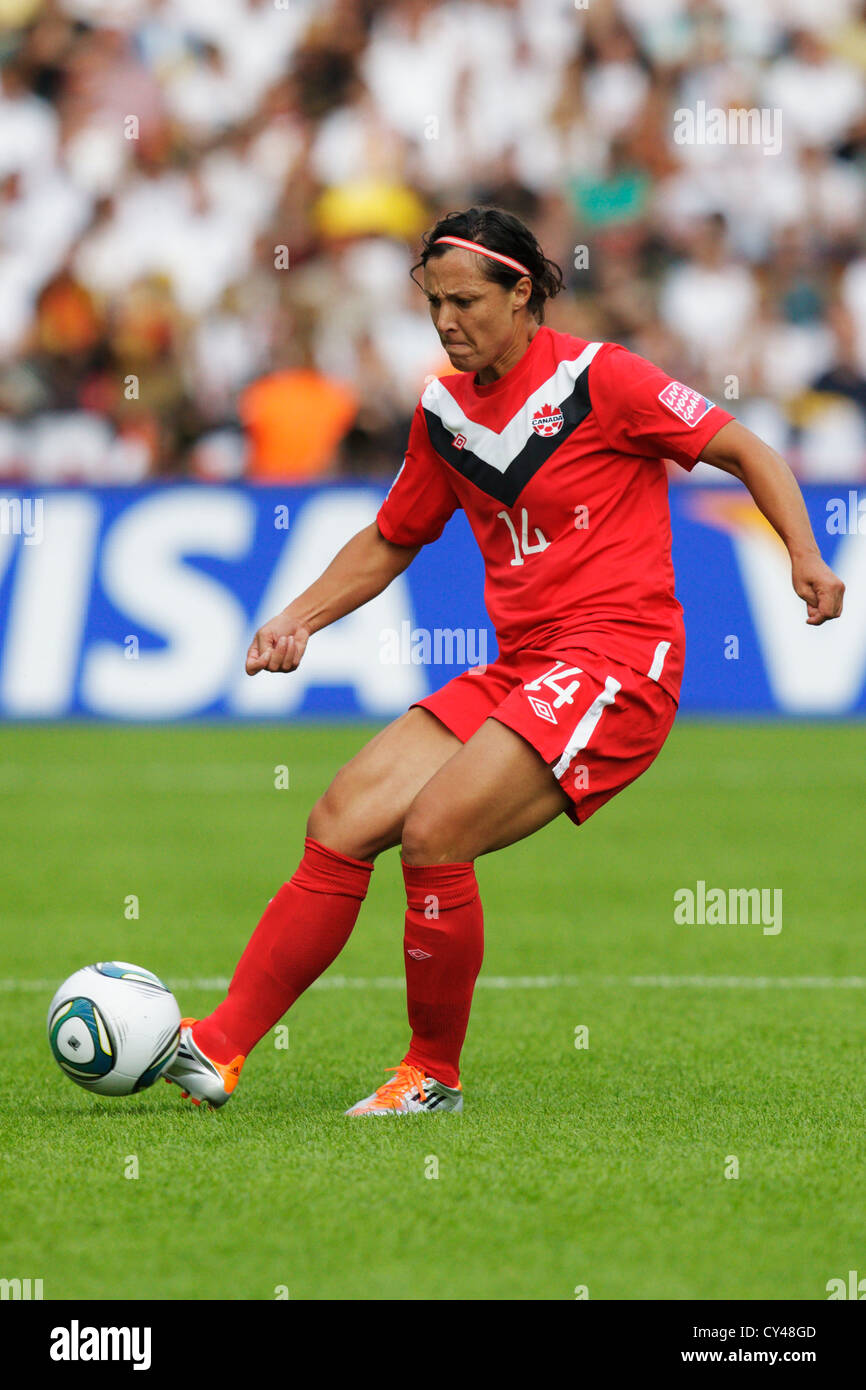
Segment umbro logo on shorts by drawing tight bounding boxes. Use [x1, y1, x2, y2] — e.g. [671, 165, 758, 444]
[528, 695, 557, 724]
[407, 948, 432, 960]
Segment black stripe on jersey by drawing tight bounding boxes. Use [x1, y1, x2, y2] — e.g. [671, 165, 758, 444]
[423, 368, 593, 506]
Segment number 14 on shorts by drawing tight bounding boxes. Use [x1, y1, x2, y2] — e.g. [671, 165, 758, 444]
[523, 662, 583, 709]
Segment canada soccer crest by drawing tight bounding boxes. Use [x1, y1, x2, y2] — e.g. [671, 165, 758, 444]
[531, 403, 563, 437]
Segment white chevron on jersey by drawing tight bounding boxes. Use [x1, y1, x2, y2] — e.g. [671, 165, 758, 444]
[421, 340, 603, 474]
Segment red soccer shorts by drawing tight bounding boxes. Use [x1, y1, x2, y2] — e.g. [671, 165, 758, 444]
[412, 643, 678, 825]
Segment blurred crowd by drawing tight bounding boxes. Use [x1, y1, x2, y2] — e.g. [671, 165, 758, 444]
[2, 0, 866, 484]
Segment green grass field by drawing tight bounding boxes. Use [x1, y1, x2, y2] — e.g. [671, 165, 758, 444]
[0, 720, 863, 1301]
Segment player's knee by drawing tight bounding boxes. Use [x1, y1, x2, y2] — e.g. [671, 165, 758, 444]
[306, 776, 351, 847]
[307, 771, 391, 861]
[401, 797, 458, 866]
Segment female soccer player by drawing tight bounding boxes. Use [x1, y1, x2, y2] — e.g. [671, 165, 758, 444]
[166, 207, 844, 1113]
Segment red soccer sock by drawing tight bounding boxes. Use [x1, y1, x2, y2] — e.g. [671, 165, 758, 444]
[401, 861, 484, 1089]
[194, 836, 373, 1061]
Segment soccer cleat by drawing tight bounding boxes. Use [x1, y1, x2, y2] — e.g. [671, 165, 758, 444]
[345, 1063, 463, 1116]
[163, 1018, 244, 1109]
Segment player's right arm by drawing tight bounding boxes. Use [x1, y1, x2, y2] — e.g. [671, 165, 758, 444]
[246, 522, 420, 675]
[246, 397, 460, 676]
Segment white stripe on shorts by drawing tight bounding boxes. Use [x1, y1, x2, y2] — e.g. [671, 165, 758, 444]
[647, 641, 671, 682]
[552, 675, 622, 781]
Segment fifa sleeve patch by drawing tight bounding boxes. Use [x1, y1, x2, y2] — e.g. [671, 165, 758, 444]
[657, 380, 714, 428]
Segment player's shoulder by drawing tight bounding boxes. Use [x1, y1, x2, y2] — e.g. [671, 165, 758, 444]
[540, 330, 649, 402]
[544, 324, 599, 359]
[523, 324, 611, 374]
[585, 337, 650, 376]
[583, 338, 682, 406]
[537, 328, 653, 392]
[586, 341, 726, 431]
[586, 336, 705, 387]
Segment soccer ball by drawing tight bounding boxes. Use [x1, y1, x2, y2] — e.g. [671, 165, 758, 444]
[47, 962, 181, 1096]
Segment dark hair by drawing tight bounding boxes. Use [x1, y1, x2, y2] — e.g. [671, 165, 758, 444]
[411, 206, 563, 322]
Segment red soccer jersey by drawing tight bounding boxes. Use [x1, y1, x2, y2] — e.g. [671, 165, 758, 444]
[376, 326, 733, 702]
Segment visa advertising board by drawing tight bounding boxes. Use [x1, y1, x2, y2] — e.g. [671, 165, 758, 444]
[0, 484, 863, 720]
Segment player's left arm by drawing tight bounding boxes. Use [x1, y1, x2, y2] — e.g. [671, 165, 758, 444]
[701, 419, 845, 625]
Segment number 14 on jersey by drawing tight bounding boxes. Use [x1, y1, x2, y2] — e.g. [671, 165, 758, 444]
[497, 508, 550, 566]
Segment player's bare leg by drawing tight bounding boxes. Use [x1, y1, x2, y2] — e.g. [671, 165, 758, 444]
[305, 706, 462, 861]
[401, 715, 571, 864]
[165, 708, 461, 1107]
[346, 717, 571, 1114]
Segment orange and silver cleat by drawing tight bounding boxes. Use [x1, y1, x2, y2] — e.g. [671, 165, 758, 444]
[163, 1018, 244, 1109]
[345, 1062, 463, 1116]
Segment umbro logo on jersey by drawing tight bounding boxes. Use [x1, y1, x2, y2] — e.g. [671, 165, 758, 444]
[528, 695, 557, 724]
[452, 433, 467, 450]
[407, 948, 432, 960]
[531, 403, 563, 437]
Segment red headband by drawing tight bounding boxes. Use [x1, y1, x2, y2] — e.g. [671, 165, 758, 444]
[432, 235, 532, 278]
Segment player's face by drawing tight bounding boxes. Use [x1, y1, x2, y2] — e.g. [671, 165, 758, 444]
[423, 250, 534, 382]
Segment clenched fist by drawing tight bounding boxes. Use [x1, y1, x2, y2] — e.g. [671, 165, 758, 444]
[791, 553, 845, 626]
[245, 613, 310, 674]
